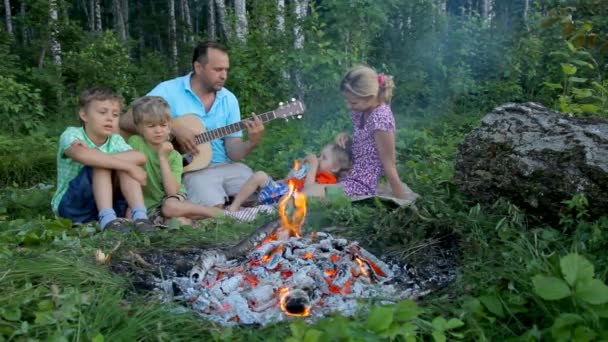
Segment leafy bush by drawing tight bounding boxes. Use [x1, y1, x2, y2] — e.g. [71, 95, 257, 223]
[0, 76, 45, 135]
[0, 133, 56, 187]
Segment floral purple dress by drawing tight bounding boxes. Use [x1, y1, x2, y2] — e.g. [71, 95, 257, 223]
[340, 103, 396, 196]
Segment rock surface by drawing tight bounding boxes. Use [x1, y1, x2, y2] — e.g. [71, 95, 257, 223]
[454, 102, 608, 220]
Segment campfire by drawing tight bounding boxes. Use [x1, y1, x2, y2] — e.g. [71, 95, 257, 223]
[156, 180, 425, 325]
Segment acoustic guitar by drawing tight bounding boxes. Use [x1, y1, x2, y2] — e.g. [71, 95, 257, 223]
[173, 100, 305, 173]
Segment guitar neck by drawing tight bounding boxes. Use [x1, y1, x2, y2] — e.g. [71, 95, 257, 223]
[194, 111, 278, 144]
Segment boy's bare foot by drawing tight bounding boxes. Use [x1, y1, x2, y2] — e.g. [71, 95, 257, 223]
[226, 204, 239, 212]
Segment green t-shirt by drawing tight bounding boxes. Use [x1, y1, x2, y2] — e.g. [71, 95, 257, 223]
[51, 127, 132, 214]
[127, 135, 185, 209]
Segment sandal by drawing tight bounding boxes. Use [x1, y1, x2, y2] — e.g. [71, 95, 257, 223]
[133, 218, 157, 233]
[103, 218, 132, 233]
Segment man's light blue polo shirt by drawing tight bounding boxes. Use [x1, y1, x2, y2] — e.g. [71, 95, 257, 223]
[147, 72, 242, 164]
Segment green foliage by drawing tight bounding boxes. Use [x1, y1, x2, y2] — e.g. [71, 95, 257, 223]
[63, 31, 139, 103]
[0, 134, 56, 187]
[0, 76, 45, 135]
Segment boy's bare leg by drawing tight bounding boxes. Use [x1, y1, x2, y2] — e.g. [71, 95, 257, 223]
[227, 171, 268, 211]
[162, 198, 223, 219]
[92, 168, 114, 210]
[117, 171, 147, 216]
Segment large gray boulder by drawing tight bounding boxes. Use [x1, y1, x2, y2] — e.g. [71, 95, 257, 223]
[454, 102, 608, 221]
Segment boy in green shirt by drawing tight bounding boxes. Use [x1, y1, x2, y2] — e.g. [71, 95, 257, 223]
[51, 87, 155, 232]
[127, 96, 223, 224]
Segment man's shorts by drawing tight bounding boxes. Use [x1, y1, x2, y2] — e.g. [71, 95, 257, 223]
[57, 166, 127, 224]
[147, 193, 187, 225]
[258, 177, 289, 205]
[183, 162, 253, 206]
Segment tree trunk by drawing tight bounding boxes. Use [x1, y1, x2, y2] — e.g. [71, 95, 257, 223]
[20, 1, 28, 43]
[169, 0, 178, 75]
[94, 0, 102, 31]
[49, 0, 62, 66]
[234, 0, 247, 42]
[207, 0, 216, 40]
[293, 0, 309, 49]
[137, 0, 144, 52]
[4, 0, 13, 36]
[113, 0, 126, 41]
[523, 0, 529, 30]
[122, 0, 129, 38]
[182, 0, 193, 42]
[214, 0, 231, 40]
[481, 0, 489, 18]
[276, 0, 284, 32]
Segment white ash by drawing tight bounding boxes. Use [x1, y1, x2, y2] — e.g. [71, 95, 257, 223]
[155, 232, 425, 326]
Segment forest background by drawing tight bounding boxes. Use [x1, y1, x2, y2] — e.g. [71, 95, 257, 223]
[1, 0, 608, 340]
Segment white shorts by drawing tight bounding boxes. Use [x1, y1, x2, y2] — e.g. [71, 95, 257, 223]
[183, 162, 253, 206]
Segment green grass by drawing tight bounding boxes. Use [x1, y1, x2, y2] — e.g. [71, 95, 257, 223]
[1, 109, 607, 341]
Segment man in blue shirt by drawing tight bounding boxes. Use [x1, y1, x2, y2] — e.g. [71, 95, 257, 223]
[121, 41, 265, 207]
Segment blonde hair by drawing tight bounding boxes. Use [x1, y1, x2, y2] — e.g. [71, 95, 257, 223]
[326, 143, 352, 178]
[340, 65, 395, 103]
[131, 96, 172, 127]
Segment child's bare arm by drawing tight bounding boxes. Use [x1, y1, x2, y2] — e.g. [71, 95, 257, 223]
[65, 141, 147, 185]
[158, 142, 181, 196]
[112, 150, 146, 165]
[303, 154, 319, 186]
[374, 130, 406, 199]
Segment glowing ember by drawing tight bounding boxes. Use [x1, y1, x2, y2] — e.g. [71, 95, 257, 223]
[279, 288, 311, 316]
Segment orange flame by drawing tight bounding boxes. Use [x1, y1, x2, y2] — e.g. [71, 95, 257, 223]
[355, 257, 371, 277]
[277, 162, 307, 237]
[303, 252, 314, 259]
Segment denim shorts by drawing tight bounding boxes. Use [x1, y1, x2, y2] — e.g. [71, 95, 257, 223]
[258, 177, 289, 205]
[57, 166, 127, 224]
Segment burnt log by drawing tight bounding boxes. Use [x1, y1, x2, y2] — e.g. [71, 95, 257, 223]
[454, 102, 608, 221]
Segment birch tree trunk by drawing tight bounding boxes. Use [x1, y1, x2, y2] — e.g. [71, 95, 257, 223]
[94, 0, 102, 31]
[169, 0, 178, 75]
[214, 0, 231, 40]
[293, 0, 309, 49]
[49, 0, 62, 66]
[481, 0, 489, 19]
[4, 0, 13, 36]
[293, 0, 309, 98]
[207, 0, 216, 40]
[234, 0, 247, 42]
[182, 0, 193, 42]
[523, 0, 529, 29]
[20, 2, 28, 42]
[276, 0, 284, 32]
[122, 0, 129, 39]
[113, 0, 126, 41]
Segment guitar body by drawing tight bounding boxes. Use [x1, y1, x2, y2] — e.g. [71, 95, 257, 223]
[171, 100, 305, 173]
[171, 114, 212, 173]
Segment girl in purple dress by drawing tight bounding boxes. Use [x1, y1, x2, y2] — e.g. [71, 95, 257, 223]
[304, 65, 417, 200]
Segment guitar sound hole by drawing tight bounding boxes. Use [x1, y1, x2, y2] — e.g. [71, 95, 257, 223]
[183, 154, 193, 167]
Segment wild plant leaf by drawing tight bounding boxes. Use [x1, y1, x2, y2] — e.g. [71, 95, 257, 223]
[394, 299, 422, 321]
[432, 316, 447, 331]
[445, 318, 465, 330]
[570, 59, 594, 69]
[568, 77, 588, 83]
[574, 326, 596, 341]
[92, 333, 105, 342]
[479, 295, 504, 318]
[532, 275, 570, 300]
[367, 306, 394, 332]
[432, 331, 447, 342]
[575, 279, 608, 305]
[543, 82, 563, 90]
[0, 306, 21, 321]
[561, 63, 577, 75]
[303, 329, 322, 342]
[560, 253, 594, 286]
